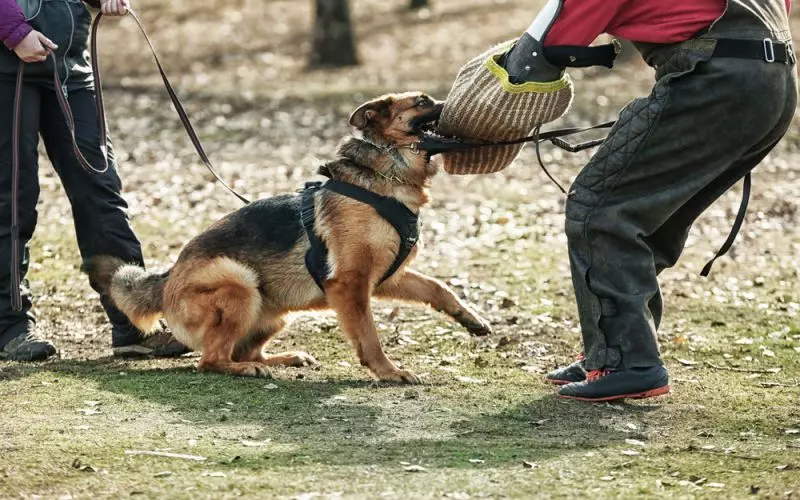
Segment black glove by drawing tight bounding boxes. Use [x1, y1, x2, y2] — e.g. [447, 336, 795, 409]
[499, 33, 565, 84]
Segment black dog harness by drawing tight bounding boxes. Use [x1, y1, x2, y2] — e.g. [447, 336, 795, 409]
[300, 180, 419, 290]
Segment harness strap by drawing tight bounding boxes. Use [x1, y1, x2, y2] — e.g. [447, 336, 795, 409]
[324, 180, 419, 284]
[301, 180, 419, 291]
[700, 173, 751, 277]
[712, 38, 795, 64]
[544, 42, 620, 69]
[301, 182, 329, 290]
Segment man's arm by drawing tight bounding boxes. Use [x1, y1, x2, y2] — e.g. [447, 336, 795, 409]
[502, 0, 624, 83]
[542, 0, 626, 47]
[0, 0, 33, 50]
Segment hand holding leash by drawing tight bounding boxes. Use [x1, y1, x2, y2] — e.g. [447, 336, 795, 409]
[13, 30, 57, 63]
[100, 0, 131, 16]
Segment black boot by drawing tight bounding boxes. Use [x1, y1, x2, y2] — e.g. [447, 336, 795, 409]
[112, 321, 191, 359]
[544, 356, 586, 385]
[0, 322, 57, 362]
[557, 366, 670, 402]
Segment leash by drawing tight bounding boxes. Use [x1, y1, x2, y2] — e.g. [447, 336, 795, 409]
[416, 120, 615, 193]
[418, 119, 752, 277]
[91, 10, 250, 204]
[9, 10, 249, 311]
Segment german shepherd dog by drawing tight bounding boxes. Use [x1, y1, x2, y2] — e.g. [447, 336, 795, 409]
[84, 92, 492, 383]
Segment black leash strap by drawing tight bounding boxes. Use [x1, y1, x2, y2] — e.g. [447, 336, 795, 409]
[417, 120, 615, 155]
[700, 172, 751, 277]
[92, 11, 250, 204]
[419, 120, 616, 195]
[10, 65, 24, 311]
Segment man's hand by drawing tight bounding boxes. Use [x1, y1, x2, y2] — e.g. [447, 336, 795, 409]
[101, 0, 131, 16]
[13, 30, 58, 63]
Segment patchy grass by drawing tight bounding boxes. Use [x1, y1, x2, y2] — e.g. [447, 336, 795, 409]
[2, 0, 800, 498]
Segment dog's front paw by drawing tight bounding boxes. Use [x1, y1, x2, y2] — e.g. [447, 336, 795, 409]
[378, 369, 422, 385]
[283, 351, 317, 367]
[455, 311, 493, 336]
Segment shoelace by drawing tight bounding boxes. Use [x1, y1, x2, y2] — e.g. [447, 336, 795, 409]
[587, 369, 611, 382]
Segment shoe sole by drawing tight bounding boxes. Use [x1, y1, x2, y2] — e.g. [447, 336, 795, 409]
[113, 345, 154, 358]
[545, 378, 579, 386]
[558, 384, 671, 402]
[113, 345, 192, 359]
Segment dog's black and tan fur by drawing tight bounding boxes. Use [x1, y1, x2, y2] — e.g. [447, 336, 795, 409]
[84, 92, 491, 383]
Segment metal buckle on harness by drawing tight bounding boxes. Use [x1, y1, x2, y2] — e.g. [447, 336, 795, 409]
[763, 38, 776, 63]
[302, 181, 323, 192]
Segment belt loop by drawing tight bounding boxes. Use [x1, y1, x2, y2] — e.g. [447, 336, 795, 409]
[763, 38, 776, 63]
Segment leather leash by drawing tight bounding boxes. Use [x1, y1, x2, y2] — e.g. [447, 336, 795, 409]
[9, 10, 250, 311]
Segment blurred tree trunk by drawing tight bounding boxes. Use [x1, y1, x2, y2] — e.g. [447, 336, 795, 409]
[409, 0, 429, 9]
[309, 0, 358, 68]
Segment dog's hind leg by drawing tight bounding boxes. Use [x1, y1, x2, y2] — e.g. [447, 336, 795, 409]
[174, 259, 268, 378]
[376, 269, 492, 336]
[326, 271, 420, 384]
[232, 317, 316, 367]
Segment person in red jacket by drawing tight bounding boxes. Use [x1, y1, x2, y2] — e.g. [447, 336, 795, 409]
[498, 0, 796, 401]
[0, 0, 188, 360]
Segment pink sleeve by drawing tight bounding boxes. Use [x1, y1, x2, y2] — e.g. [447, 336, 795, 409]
[0, 0, 32, 50]
[543, 0, 627, 47]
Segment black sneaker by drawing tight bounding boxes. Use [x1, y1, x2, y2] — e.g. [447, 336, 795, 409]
[557, 365, 670, 402]
[545, 356, 587, 386]
[0, 331, 57, 362]
[112, 325, 190, 359]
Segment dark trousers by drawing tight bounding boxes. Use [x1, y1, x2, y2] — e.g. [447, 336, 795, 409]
[565, 42, 798, 371]
[0, 81, 144, 347]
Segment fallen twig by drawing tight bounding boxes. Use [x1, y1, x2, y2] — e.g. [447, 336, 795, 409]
[705, 362, 781, 374]
[124, 450, 207, 461]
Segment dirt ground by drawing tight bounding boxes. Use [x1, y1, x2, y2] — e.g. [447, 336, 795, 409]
[1, 1, 799, 499]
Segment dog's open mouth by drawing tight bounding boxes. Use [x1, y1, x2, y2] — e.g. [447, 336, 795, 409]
[411, 105, 443, 137]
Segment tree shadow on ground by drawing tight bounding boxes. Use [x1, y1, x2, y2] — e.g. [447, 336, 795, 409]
[2, 358, 666, 471]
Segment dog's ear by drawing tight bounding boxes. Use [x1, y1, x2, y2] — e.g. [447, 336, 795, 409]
[349, 97, 391, 129]
[316, 163, 333, 178]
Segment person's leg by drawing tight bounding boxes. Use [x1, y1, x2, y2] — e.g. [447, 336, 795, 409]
[558, 55, 796, 400]
[38, 87, 187, 357]
[0, 81, 56, 361]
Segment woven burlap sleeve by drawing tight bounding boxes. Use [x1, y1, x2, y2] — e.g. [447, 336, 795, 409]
[438, 40, 574, 175]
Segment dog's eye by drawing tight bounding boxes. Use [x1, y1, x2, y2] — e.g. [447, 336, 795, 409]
[417, 99, 429, 107]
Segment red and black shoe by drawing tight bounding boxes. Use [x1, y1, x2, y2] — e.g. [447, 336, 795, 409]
[557, 365, 670, 402]
[544, 355, 587, 386]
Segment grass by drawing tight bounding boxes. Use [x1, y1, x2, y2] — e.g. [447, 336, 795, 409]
[2, 258, 799, 499]
[2, 0, 800, 498]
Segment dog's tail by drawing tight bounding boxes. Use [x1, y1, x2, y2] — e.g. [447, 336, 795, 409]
[82, 256, 170, 333]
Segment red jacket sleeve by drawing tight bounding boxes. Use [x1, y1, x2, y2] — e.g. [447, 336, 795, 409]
[543, 0, 627, 47]
[0, 0, 33, 50]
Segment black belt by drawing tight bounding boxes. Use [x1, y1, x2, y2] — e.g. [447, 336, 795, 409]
[712, 37, 795, 64]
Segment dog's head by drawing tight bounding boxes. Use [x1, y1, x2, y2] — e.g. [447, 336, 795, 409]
[349, 92, 443, 147]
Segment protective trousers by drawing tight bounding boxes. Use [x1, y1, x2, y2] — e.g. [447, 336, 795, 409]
[567, 0, 797, 370]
